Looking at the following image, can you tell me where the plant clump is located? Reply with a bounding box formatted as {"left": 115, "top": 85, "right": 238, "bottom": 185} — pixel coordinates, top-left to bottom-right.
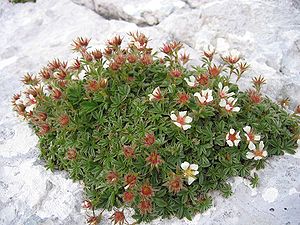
{"left": 12, "top": 32, "right": 300, "bottom": 224}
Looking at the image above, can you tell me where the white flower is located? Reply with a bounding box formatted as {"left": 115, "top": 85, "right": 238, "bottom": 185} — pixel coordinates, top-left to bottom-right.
{"left": 170, "top": 111, "right": 193, "bottom": 130}
{"left": 194, "top": 89, "right": 213, "bottom": 105}
{"left": 184, "top": 76, "right": 198, "bottom": 87}
{"left": 243, "top": 126, "right": 261, "bottom": 150}
{"left": 42, "top": 84, "right": 51, "bottom": 96}
{"left": 246, "top": 141, "right": 268, "bottom": 160}
{"left": 226, "top": 129, "right": 241, "bottom": 147}
{"left": 71, "top": 70, "right": 86, "bottom": 81}
{"left": 219, "top": 97, "right": 240, "bottom": 112}
{"left": 181, "top": 161, "right": 199, "bottom": 185}
{"left": 218, "top": 82, "right": 235, "bottom": 98}
{"left": 15, "top": 93, "right": 28, "bottom": 105}
{"left": 148, "top": 87, "right": 162, "bottom": 101}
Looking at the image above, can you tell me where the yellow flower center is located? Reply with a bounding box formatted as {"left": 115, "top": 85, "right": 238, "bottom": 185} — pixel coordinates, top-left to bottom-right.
{"left": 184, "top": 168, "right": 194, "bottom": 177}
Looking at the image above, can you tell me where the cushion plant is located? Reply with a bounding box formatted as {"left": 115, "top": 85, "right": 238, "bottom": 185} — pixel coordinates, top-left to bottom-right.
{"left": 12, "top": 32, "right": 300, "bottom": 225}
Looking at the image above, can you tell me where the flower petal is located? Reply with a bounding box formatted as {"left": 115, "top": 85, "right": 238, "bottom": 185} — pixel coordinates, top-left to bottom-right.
{"left": 229, "top": 129, "right": 235, "bottom": 134}
{"left": 182, "top": 124, "right": 192, "bottom": 130}
{"left": 148, "top": 94, "right": 154, "bottom": 101}
{"left": 254, "top": 156, "right": 262, "bottom": 160}
{"left": 207, "top": 95, "right": 213, "bottom": 103}
{"left": 262, "top": 150, "right": 268, "bottom": 157}
{"left": 232, "top": 107, "right": 240, "bottom": 112}
{"left": 190, "top": 164, "right": 199, "bottom": 171}
{"left": 234, "top": 139, "right": 240, "bottom": 146}
{"left": 193, "top": 171, "right": 199, "bottom": 176}
{"left": 184, "top": 116, "right": 193, "bottom": 124}
{"left": 170, "top": 113, "right": 177, "bottom": 121}
{"left": 243, "top": 126, "right": 251, "bottom": 133}
{"left": 246, "top": 151, "right": 254, "bottom": 159}
{"left": 187, "top": 176, "right": 196, "bottom": 185}
{"left": 219, "top": 99, "right": 226, "bottom": 107}
{"left": 179, "top": 111, "right": 187, "bottom": 117}
{"left": 259, "top": 141, "right": 264, "bottom": 150}
{"left": 248, "top": 142, "right": 256, "bottom": 151}
{"left": 226, "top": 140, "right": 233, "bottom": 147}
{"left": 254, "top": 135, "right": 261, "bottom": 141}
{"left": 218, "top": 82, "right": 223, "bottom": 89}
{"left": 173, "top": 122, "right": 182, "bottom": 128}
{"left": 181, "top": 162, "right": 190, "bottom": 170}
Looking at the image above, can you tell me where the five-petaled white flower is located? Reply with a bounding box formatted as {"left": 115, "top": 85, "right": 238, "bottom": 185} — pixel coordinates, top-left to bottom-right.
{"left": 181, "top": 161, "right": 199, "bottom": 185}
{"left": 219, "top": 97, "right": 240, "bottom": 112}
{"left": 170, "top": 111, "right": 193, "bottom": 130}
{"left": 148, "top": 87, "right": 162, "bottom": 101}
{"left": 243, "top": 126, "right": 261, "bottom": 150}
{"left": 218, "top": 82, "right": 235, "bottom": 98}
{"left": 184, "top": 75, "right": 198, "bottom": 87}
{"left": 194, "top": 89, "right": 213, "bottom": 105}
{"left": 226, "top": 129, "right": 241, "bottom": 147}
{"left": 246, "top": 141, "right": 267, "bottom": 160}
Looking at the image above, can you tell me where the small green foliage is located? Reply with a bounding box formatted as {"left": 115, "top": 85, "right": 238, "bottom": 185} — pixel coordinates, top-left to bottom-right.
{"left": 250, "top": 172, "right": 259, "bottom": 188}
{"left": 12, "top": 33, "right": 299, "bottom": 224}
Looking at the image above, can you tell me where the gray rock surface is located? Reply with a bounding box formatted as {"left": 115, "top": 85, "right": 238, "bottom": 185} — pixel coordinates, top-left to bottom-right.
{"left": 0, "top": 0, "right": 300, "bottom": 224}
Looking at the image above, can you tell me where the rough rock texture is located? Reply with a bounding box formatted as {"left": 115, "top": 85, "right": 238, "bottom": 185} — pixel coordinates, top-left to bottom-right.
{"left": 0, "top": 0, "right": 300, "bottom": 224}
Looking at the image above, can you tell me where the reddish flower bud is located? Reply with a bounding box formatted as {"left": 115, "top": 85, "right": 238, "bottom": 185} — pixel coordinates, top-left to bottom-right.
{"left": 104, "top": 47, "right": 113, "bottom": 56}
{"left": 72, "top": 37, "right": 90, "bottom": 52}
{"left": 127, "top": 54, "right": 137, "bottom": 63}
{"left": 92, "top": 50, "right": 103, "bottom": 60}
{"left": 106, "top": 171, "right": 119, "bottom": 184}
{"left": 40, "top": 68, "right": 52, "bottom": 79}
{"left": 107, "top": 35, "right": 122, "bottom": 47}
{"left": 138, "top": 199, "right": 152, "bottom": 215}
{"left": 208, "top": 65, "right": 221, "bottom": 77}
{"left": 180, "top": 52, "right": 190, "bottom": 65}
{"left": 140, "top": 183, "right": 154, "bottom": 198}
{"left": 87, "top": 216, "right": 99, "bottom": 225}
{"left": 110, "top": 211, "right": 125, "bottom": 225}
{"left": 83, "top": 52, "right": 93, "bottom": 62}
{"left": 58, "top": 80, "right": 68, "bottom": 88}
{"left": 161, "top": 43, "right": 172, "bottom": 54}
{"left": 144, "top": 133, "right": 155, "bottom": 146}
{"left": 56, "top": 69, "right": 67, "bottom": 80}
{"left": 146, "top": 152, "right": 163, "bottom": 168}
{"left": 87, "top": 80, "right": 100, "bottom": 92}
{"left": 59, "top": 114, "right": 69, "bottom": 126}
{"left": 99, "top": 78, "right": 108, "bottom": 89}
{"left": 39, "top": 124, "right": 50, "bottom": 136}
{"left": 39, "top": 112, "right": 47, "bottom": 121}
{"left": 165, "top": 175, "right": 183, "bottom": 194}
{"left": 21, "top": 73, "right": 39, "bottom": 86}
{"left": 110, "top": 62, "right": 120, "bottom": 71}
{"left": 140, "top": 54, "right": 153, "bottom": 65}
{"left": 114, "top": 54, "right": 126, "bottom": 65}
{"left": 52, "top": 88, "right": 62, "bottom": 100}
{"left": 123, "top": 191, "right": 134, "bottom": 203}
{"left": 124, "top": 174, "right": 137, "bottom": 188}
{"left": 70, "top": 59, "right": 81, "bottom": 70}
{"left": 123, "top": 145, "right": 135, "bottom": 158}
{"left": 196, "top": 74, "right": 209, "bottom": 85}
{"left": 170, "top": 69, "right": 182, "bottom": 78}
{"left": 248, "top": 90, "right": 262, "bottom": 104}
{"left": 67, "top": 148, "right": 77, "bottom": 160}
{"left": 178, "top": 93, "right": 189, "bottom": 105}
